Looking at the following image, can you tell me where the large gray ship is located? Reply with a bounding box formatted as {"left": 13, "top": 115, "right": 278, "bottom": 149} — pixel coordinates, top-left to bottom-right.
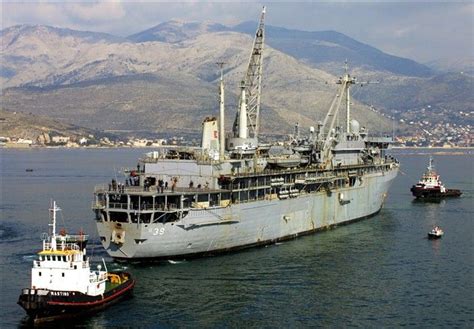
{"left": 92, "top": 8, "right": 399, "bottom": 260}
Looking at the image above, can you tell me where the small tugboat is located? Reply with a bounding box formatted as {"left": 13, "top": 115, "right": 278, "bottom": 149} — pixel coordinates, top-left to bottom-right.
{"left": 428, "top": 226, "right": 444, "bottom": 239}
{"left": 18, "top": 201, "right": 135, "bottom": 324}
{"left": 410, "top": 157, "right": 462, "bottom": 199}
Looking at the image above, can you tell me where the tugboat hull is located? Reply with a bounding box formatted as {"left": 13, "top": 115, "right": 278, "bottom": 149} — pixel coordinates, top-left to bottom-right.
{"left": 428, "top": 233, "right": 443, "bottom": 239}
{"left": 18, "top": 273, "right": 134, "bottom": 323}
{"left": 411, "top": 186, "right": 462, "bottom": 199}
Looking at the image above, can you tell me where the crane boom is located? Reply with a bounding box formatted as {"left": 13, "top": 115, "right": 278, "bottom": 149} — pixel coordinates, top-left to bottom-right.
{"left": 233, "top": 6, "right": 265, "bottom": 139}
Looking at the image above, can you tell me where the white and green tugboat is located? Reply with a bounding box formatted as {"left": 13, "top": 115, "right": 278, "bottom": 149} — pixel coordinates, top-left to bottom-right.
{"left": 92, "top": 7, "right": 399, "bottom": 260}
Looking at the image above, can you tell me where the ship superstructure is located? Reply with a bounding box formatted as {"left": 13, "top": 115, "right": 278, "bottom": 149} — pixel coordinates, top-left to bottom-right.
{"left": 92, "top": 7, "right": 399, "bottom": 260}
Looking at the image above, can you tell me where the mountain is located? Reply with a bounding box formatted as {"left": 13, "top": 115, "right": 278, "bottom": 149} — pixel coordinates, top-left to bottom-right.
{"left": 353, "top": 71, "right": 474, "bottom": 133}
{"left": 1, "top": 25, "right": 129, "bottom": 87}
{"left": 425, "top": 57, "right": 474, "bottom": 75}
{"left": 233, "top": 22, "right": 433, "bottom": 78}
{"left": 0, "top": 108, "right": 107, "bottom": 141}
{"left": 1, "top": 21, "right": 469, "bottom": 139}
{"left": 1, "top": 27, "right": 389, "bottom": 134}
{"left": 128, "top": 20, "right": 229, "bottom": 43}
{"left": 1, "top": 24, "right": 124, "bottom": 48}
{"left": 127, "top": 20, "right": 433, "bottom": 78}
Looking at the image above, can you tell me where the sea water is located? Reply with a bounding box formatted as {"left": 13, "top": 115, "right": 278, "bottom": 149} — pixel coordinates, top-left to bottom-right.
{"left": 1, "top": 148, "right": 472, "bottom": 328}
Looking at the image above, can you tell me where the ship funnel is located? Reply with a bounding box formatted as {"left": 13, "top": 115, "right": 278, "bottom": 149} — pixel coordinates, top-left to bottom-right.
{"left": 201, "top": 117, "right": 219, "bottom": 160}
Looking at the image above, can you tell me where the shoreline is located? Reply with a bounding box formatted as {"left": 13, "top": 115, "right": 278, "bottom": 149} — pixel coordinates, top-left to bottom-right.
{"left": 1, "top": 145, "right": 473, "bottom": 151}
{"left": 391, "top": 146, "right": 473, "bottom": 150}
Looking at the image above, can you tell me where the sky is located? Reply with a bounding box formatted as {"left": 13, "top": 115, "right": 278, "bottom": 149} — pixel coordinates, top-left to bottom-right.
{"left": 1, "top": 1, "right": 473, "bottom": 63}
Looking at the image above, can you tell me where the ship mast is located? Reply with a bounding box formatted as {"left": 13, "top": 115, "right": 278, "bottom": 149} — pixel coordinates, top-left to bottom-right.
{"left": 319, "top": 62, "right": 357, "bottom": 166}
{"left": 233, "top": 6, "right": 265, "bottom": 139}
{"left": 339, "top": 61, "right": 357, "bottom": 134}
{"left": 217, "top": 62, "right": 226, "bottom": 161}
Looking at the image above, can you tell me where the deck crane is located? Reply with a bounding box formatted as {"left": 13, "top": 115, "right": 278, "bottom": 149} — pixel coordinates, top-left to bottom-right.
{"left": 231, "top": 6, "right": 265, "bottom": 148}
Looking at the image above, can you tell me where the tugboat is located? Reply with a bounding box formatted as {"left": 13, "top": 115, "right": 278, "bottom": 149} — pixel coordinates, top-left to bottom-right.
{"left": 410, "top": 157, "right": 462, "bottom": 199}
{"left": 428, "top": 226, "right": 444, "bottom": 239}
{"left": 18, "top": 201, "right": 135, "bottom": 324}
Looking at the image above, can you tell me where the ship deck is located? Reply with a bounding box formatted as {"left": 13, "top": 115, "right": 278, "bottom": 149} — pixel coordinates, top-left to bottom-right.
{"left": 95, "top": 161, "right": 397, "bottom": 196}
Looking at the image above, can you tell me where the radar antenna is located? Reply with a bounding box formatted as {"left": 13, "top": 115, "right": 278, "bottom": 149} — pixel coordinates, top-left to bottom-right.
{"left": 233, "top": 6, "right": 265, "bottom": 139}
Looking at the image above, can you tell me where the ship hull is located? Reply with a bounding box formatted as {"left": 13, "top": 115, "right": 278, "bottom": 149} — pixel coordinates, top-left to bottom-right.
{"left": 96, "top": 168, "right": 398, "bottom": 260}
{"left": 18, "top": 273, "right": 135, "bottom": 324}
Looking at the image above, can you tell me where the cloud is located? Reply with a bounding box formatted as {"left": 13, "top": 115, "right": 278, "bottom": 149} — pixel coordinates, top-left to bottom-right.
{"left": 1, "top": 1, "right": 126, "bottom": 30}
{"left": 65, "top": 1, "right": 126, "bottom": 23}
{"left": 2, "top": 2, "right": 70, "bottom": 28}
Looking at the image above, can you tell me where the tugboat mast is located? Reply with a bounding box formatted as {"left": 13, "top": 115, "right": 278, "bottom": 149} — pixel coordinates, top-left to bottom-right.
{"left": 49, "top": 200, "right": 60, "bottom": 251}
{"left": 428, "top": 156, "right": 434, "bottom": 171}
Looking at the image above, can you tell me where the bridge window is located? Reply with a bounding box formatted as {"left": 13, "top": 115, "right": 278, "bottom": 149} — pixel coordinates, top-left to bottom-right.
{"left": 210, "top": 193, "right": 218, "bottom": 206}
{"left": 182, "top": 196, "right": 192, "bottom": 208}
{"left": 197, "top": 194, "right": 209, "bottom": 202}
{"left": 139, "top": 214, "right": 151, "bottom": 223}
{"left": 153, "top": 212, "right": 179, "bottom": 223}
{"left": 167, "top": 196, "right": 181, "bottom": 209}
{"left": 221, "top": 192, "right": 230, "bottom": 200}
{"left": 349, "top": 177, "right": 357, "bottom": 186}
{"left": 109, "top": 211, "right": 129, "bottom": 223}
{"left": 141, "top": 197, "right": 153, "bottom": 210}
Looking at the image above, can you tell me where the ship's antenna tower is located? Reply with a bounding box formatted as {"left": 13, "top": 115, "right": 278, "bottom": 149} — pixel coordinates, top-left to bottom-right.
{"left": 233, "top": 6, "right": 265, "bottom": 139}
{"left": 318, "top": 62, "right": 380, "bottom": 167}
{"left": 339, "top": 60, "right": 357, "bottom": 134}
{"left": 217, "top": 62, "right": 226, "bottom": 161}
{"left": 318, "top": 61, "right": 356, "bottom": 166}
{"left": 319, "top": 81, "right": 347, "bottom": 164}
